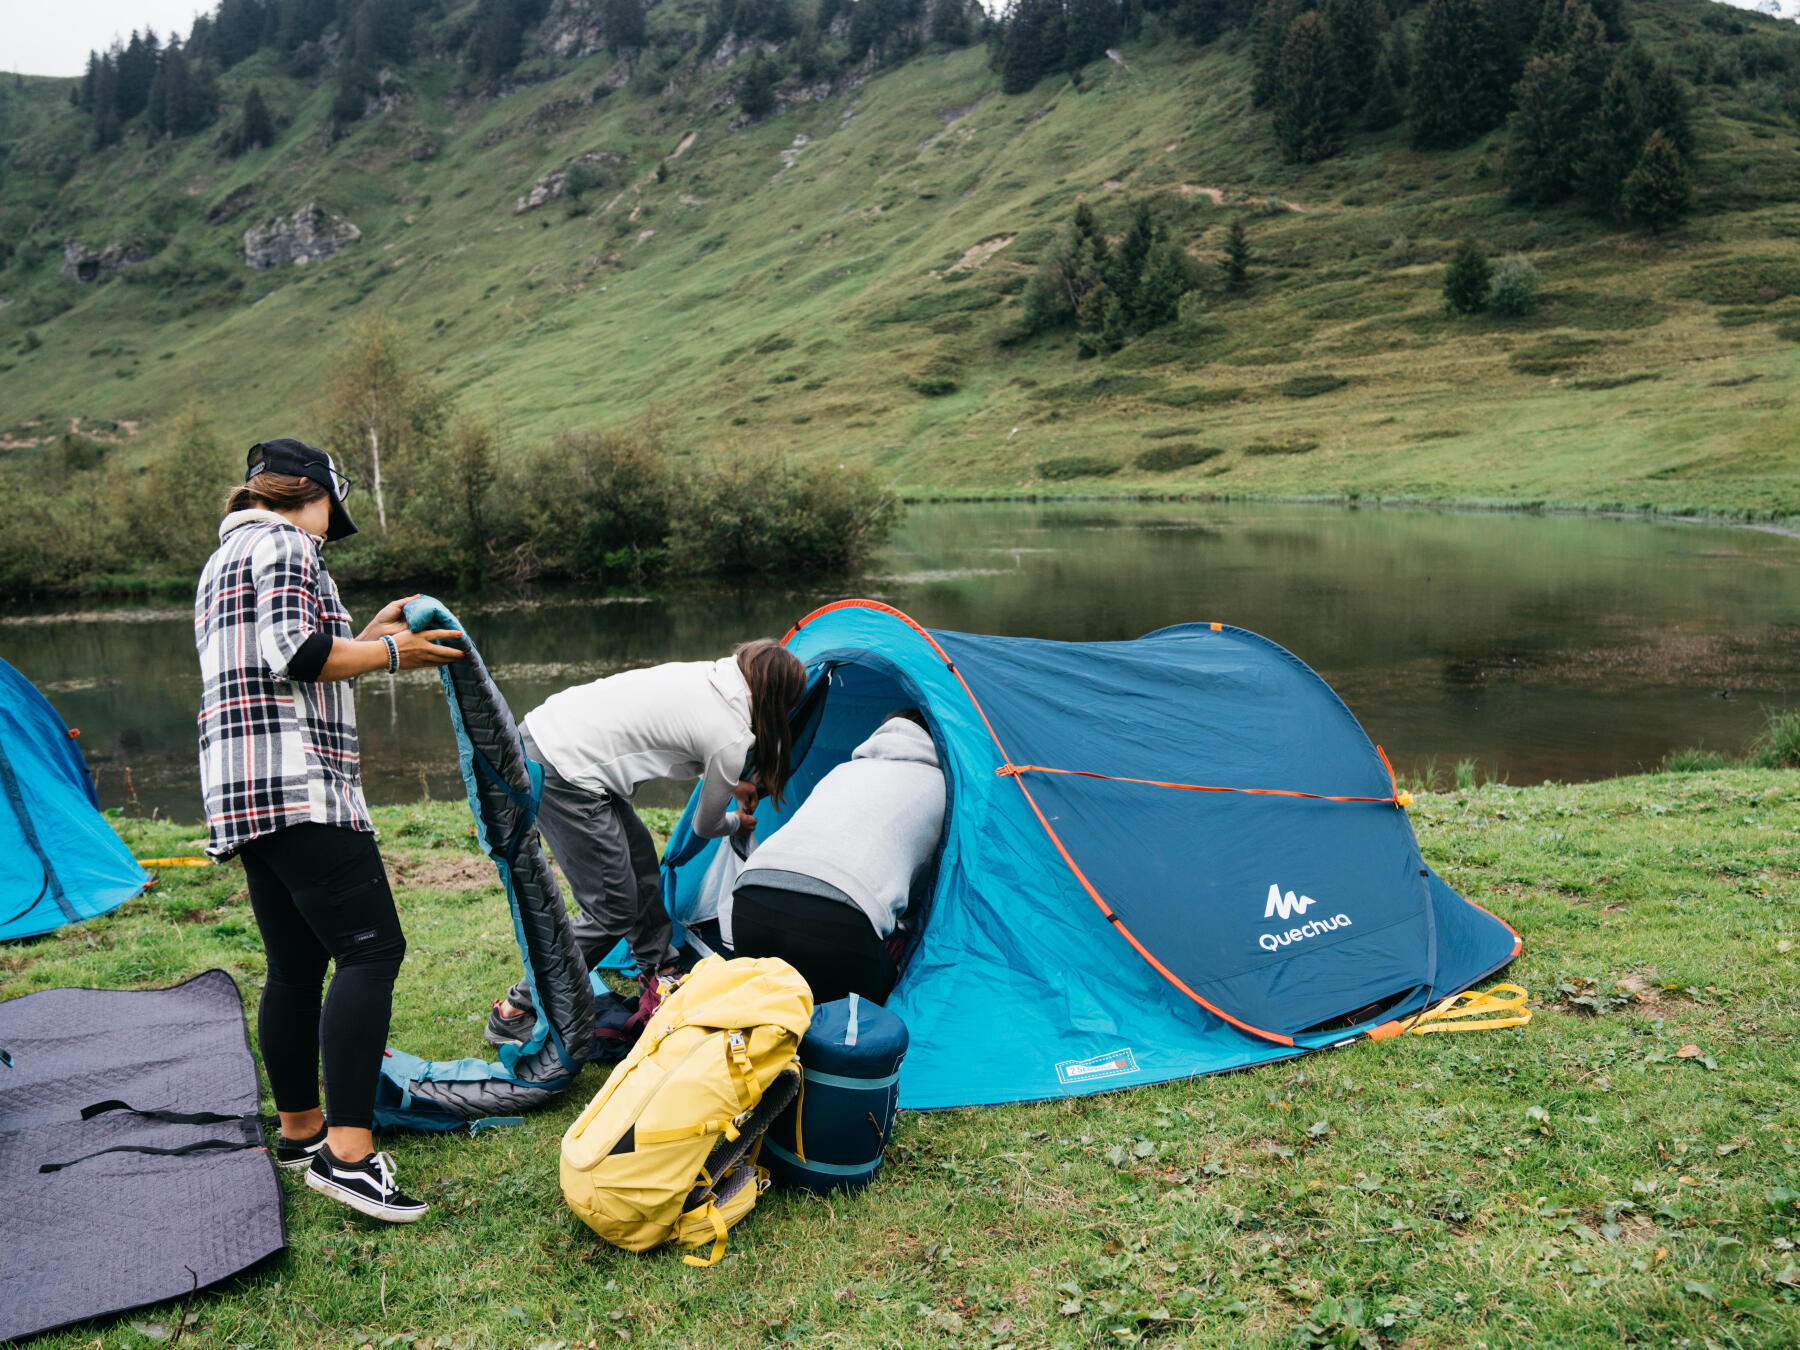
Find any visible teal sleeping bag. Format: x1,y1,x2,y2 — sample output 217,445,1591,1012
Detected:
764,995,907,1193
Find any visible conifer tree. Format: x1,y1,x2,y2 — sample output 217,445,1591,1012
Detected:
1274,9,1347,161
1385,23,1410,86
739,49,778,117
1324,0,1384,110
1442,238,1491,314
1251,0,1308,108
1107,200,1159,321
1065,0,1123,70
999,0,1066,94
1224,217,1251,288
1620,128,1691,230
605,0,648,53
1639,63,1693,160
1408,0,1506,149
238,85,275,150
1503,53,1581,201
1362,44,1405,128
1077,281,1119,357
1135,240,1193,331
1586,0,1626,41
932,0,972,45
1577,62,1642,217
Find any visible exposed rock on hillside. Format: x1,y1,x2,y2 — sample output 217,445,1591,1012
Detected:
242,205,362,269
61,240,149,283
516,152,627,212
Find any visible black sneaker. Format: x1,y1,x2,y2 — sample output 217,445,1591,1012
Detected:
273,1125,327,1171
484,998,534,1048
305,1146,429,1224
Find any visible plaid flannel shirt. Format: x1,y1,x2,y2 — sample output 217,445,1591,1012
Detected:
194,510,372,856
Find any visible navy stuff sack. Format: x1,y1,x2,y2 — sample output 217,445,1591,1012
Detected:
764,994,907,1194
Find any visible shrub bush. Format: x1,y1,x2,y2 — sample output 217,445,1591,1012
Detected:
1487,255,1542,317
1243,438,1319,456
1154,385,1245,408
1038,456,1122,480
667,450,902,574
1133,443,1223,471
909,376,958,396
1278,373,1347,398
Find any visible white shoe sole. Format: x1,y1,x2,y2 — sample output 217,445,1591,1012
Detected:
305,1167,429,1223
276,1150,321,1171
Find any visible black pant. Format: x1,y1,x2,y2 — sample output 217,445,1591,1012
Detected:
731,884,896,1005
239,823,407,1131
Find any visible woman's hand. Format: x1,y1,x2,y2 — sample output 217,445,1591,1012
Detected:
394,629,465,669
733,779,760,814
357,595,421,642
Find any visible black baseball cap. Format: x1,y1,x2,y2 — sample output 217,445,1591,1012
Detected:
246,438,358,542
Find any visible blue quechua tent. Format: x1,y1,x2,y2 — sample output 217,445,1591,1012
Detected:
661,601,1521,1111
0,657,148,940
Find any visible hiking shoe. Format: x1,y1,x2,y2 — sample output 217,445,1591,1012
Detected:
305,1146,429,1224
592,988,637,1062
483,998,534,1048
273,1125,327,1171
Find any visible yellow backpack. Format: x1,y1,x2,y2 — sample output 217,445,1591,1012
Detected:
560,956,814,1265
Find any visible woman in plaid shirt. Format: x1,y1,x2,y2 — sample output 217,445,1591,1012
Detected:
195,439,462,1223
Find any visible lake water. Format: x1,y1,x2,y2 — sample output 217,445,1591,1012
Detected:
4,501,1797,825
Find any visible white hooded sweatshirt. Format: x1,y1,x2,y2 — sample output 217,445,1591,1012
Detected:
736,717,946,937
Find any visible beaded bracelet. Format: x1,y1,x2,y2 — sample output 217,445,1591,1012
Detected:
381,634,399,674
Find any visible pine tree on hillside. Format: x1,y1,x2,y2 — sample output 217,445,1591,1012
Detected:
1107,199,1159,321
1556,0,1610,96
1363,43,1405,128
1251,0,1309,108
1442,238,1491,314
1586,0,1627,41
1065,0,1123,70
1224,217,1251,288
739,49,778,118
239,85,276,150
1407,0,1506,149
605,0,648,54
998,0,1066,94
472,0,526,78
1503,53,1581,201
1577,62,1642,217
1640,63,1694,160
1385,23,1410,85
1135,240,1193,331
1620,128,1691,230
1324,0,1384,110
1273,9,1348,162
931,0,973,46
1174,0,1254,44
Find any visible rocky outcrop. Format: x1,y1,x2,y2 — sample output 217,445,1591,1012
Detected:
515,151,627,212
242,204,361,270
61,240,149,283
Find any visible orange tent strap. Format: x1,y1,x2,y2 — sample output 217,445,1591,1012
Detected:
996,763,1404,806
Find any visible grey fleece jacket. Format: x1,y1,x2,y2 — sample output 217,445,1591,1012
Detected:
737,717,946,938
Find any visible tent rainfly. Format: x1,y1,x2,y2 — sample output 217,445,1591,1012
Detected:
658,601,1521,1110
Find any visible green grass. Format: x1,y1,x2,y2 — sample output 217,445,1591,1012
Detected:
5,770,1799,1348
0,0,1797,526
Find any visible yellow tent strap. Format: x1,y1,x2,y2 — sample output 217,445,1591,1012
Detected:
1367,984,1530,1040
137,857,212,867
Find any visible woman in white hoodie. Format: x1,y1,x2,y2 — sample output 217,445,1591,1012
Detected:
731,711,946,1004
484,639,807,1051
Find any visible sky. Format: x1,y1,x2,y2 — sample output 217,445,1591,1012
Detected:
4,0,1795,78
8,1,211,77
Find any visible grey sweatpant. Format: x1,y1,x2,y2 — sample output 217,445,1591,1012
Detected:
506,731,676,1012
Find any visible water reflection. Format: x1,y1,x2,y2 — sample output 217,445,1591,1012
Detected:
3,501,1796,823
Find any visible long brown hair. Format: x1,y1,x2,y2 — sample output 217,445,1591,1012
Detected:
735,638,807,807
223,472,327,517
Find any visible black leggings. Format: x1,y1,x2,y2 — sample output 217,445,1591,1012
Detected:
731,885,896,1005
239,823,406,1131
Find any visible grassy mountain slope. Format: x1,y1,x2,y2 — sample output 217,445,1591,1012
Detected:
2,0,1799,518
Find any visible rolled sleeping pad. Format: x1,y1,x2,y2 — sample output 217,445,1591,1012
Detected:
763,994,907,1193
